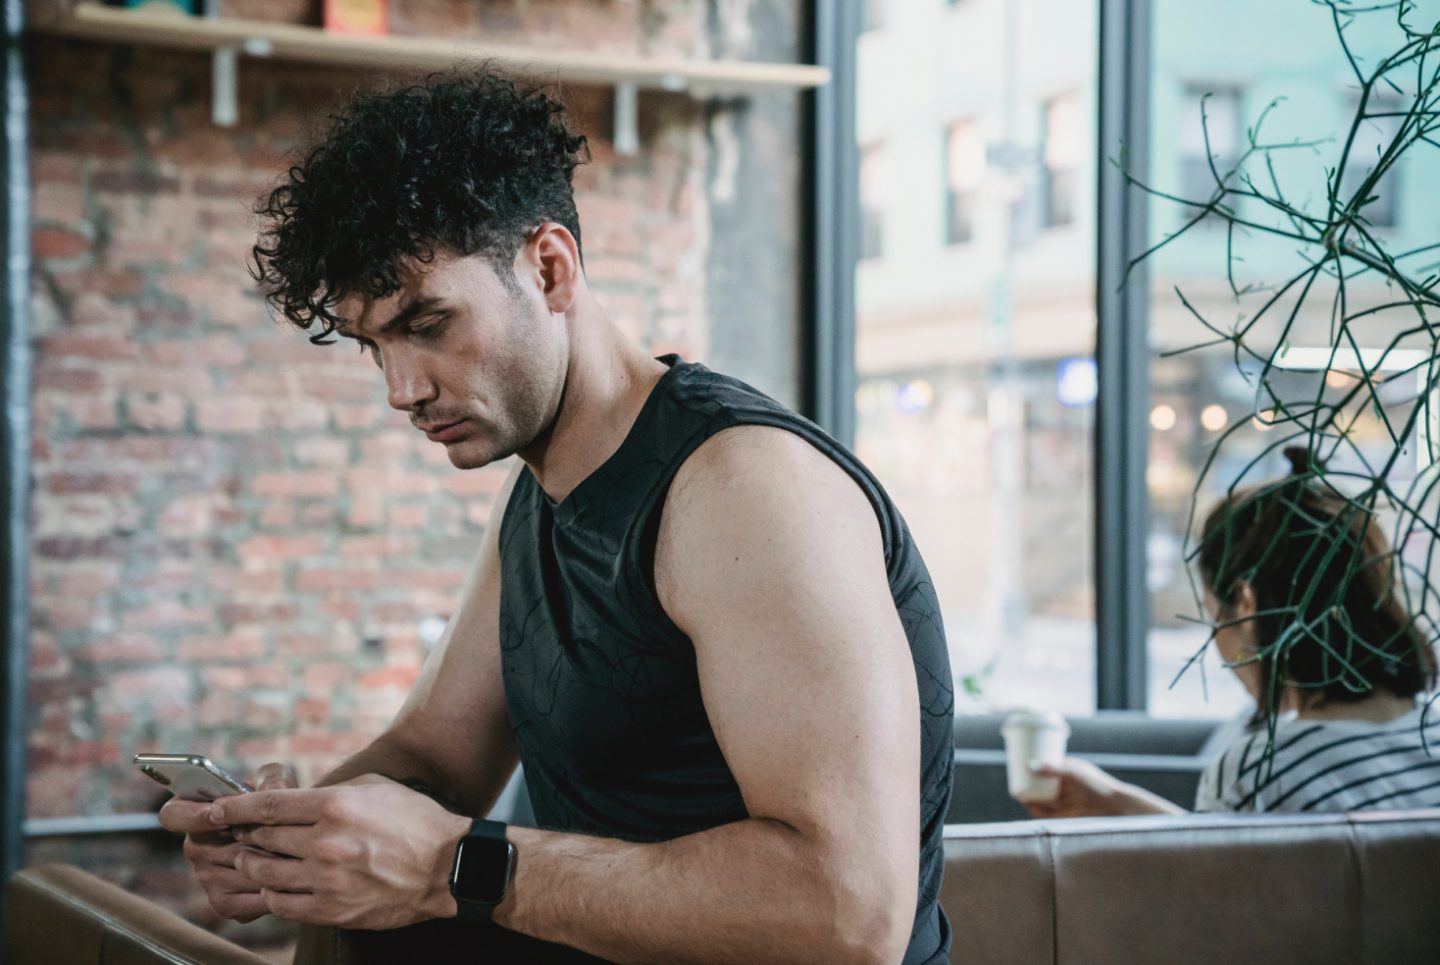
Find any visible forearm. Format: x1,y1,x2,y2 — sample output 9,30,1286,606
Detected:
317,732,449,790
1107,780,1186,816
491,819,904,965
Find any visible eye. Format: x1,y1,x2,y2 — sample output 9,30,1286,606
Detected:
355,339,381,367
409,315,446,340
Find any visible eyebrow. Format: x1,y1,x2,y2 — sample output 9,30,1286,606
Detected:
337,297,444,340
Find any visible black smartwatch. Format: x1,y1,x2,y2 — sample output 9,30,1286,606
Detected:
449,819,516,924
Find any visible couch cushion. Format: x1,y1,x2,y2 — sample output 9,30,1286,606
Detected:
941,810,1440,965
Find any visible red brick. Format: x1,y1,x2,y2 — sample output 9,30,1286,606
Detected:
44,332,141,362
318,598,362,621
175,629,266,661
344,468,435,496
33,227,91,259
218,601,299,624
295,697,329,724
387,503,427,529
33,181,85,222
346,491,385,528
295,567,379,592
146,338,247,368
252,471,339,498
35,366,103,392
90,170,181,195
301,662,353,690
195,398,264,433
48,268,145,301
263,402,330,431
206,567,285,595
333,404,386,430
73,634,166,664
125,393,188,431
43,472,138,495
258,499,294,528
276,632,356,656
121,600,211,632
294,438,350,467
358,666,417,690
336,534,416,558
439,468,508,497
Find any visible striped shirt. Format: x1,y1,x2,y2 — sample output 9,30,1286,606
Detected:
1194,704,1440,814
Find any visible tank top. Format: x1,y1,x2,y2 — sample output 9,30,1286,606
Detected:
498,356,954,964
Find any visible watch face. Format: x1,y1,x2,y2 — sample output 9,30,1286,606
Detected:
454,834,515,905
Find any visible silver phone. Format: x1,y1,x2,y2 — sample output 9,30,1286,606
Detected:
133,753,253,802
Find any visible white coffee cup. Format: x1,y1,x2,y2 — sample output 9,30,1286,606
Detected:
1001,710,1071,803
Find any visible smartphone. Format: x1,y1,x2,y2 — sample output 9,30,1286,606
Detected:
134,753,253,802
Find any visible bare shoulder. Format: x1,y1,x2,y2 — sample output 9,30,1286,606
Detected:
655,425,886,629
666,424,873,519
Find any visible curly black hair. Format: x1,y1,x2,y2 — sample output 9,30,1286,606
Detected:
250,69,590,342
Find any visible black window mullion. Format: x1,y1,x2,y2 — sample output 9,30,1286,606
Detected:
802,0,859,448
1095,0,1152,711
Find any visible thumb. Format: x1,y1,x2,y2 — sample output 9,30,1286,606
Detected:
253,762,299,791
1028,760,1066,778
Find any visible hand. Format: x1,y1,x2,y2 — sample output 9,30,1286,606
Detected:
1022,757,1166,818
217,774,473,929
158,762,297,922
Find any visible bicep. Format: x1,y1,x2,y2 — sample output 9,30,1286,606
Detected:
656,429,920,862
385,461,524,812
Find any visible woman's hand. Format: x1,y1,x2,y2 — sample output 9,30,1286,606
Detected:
1023,757,1185,818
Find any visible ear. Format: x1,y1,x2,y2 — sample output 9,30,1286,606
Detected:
519,223,583,315
1230,580,1258,620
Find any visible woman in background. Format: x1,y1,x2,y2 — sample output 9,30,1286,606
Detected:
1031,447,1438,817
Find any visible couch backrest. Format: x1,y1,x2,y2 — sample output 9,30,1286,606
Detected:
939,809,1440,965
3,863,270,965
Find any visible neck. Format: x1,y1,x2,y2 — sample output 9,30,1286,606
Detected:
1293,688,1416,724
519,293,668,503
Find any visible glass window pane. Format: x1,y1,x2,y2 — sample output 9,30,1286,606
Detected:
856,0,1099,715
1147,2,1434,718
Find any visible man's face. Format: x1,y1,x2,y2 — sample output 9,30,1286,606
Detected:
332,247,567,469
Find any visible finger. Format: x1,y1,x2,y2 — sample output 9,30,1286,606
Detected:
236,825,314,859
234,849,313,893
199,863,264,895
211,890,270,923
212,788,325,827
262,889,323,923
184,836,247,870
160,798,232,834
254,762,299,791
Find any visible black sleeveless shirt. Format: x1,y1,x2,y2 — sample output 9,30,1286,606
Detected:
498,357,954,964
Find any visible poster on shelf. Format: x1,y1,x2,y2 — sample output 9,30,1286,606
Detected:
324,0,389,36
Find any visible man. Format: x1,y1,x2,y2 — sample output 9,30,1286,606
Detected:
160,72,954,965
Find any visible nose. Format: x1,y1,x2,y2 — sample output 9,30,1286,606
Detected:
381,350,437,412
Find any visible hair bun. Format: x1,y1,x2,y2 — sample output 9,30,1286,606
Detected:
1283,445,1327,476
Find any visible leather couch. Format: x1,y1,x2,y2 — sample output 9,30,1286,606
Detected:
939,809,1440,965
3,862,271,964
7,809,1439,964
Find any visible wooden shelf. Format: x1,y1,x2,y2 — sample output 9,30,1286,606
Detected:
37,3,831,96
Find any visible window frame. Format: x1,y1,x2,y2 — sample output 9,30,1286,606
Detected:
809,0,1156,713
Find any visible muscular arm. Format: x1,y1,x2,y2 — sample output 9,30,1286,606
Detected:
318,460,524,814
492,427,920,964
226,430,921,963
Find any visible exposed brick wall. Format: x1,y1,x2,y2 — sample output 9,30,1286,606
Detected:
21,0,806,945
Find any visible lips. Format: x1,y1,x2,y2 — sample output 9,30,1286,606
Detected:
420,419,467,443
